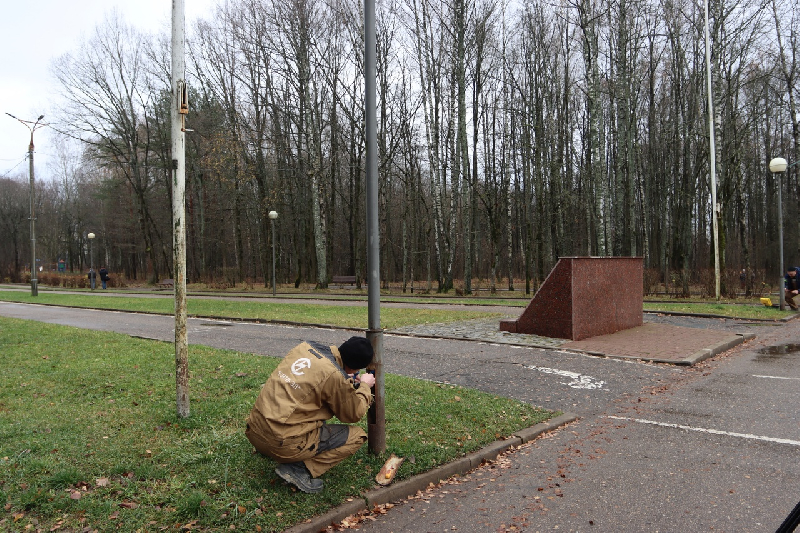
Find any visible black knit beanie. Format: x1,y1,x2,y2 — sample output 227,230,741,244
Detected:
339,336,374,370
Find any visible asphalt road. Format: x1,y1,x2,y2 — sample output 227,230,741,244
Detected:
2,300,799,532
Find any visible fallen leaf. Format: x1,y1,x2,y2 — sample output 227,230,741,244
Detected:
69,491,81,500
96,478,109,487
119,502,138,509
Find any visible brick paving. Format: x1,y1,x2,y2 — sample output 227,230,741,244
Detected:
561,322,751,364
389,315,756,365
389,317,570,349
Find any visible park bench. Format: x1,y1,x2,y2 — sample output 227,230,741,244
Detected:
157,279,174,289
332,275,357,286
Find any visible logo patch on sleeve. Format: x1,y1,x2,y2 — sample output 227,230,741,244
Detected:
291,358,312,376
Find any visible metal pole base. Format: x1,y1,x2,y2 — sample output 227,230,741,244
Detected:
367,329,385,454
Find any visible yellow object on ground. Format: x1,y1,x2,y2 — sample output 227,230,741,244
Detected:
375,454,404,485
760,297,772,307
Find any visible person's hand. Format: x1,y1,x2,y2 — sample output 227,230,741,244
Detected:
793,290,799,295
359,372,376,388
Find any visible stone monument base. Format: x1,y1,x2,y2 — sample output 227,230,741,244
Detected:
500,257,643,341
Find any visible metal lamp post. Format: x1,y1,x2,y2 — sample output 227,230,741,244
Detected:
365,0,385,454
88,232,96,290
770,157,788,310
269,211,278,296
6,113,45,296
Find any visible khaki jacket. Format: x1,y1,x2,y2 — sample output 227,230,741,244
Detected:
246,341,372,455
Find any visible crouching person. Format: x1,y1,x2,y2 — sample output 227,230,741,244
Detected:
246,337,376,493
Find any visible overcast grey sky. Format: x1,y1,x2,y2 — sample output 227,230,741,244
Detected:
0,0,217,180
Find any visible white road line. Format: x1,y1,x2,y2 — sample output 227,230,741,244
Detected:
607,416,800,446
522,364,606,390
752,375,800,381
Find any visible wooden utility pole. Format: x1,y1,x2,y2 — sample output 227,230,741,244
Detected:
704,0,721,300
172,0,189,418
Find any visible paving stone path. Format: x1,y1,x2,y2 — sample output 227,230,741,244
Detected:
388,316,570,349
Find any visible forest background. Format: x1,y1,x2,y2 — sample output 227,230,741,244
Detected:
0,0,797,298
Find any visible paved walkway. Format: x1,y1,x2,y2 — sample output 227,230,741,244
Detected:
562,322,752,364
390,315,758,365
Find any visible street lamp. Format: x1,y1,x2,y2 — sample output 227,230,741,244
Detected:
769,157,788,310
6,112,46,296
88,232,96,290
269,211,278,296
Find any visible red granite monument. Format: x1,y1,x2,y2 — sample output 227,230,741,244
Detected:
499,257,643,341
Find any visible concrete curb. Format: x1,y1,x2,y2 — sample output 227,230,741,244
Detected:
285,413,578,533
643,309,800,323
683,332,757,365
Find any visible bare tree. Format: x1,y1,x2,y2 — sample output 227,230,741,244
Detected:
52,12,169,282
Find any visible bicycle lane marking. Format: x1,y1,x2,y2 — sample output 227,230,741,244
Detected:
521,364,607,390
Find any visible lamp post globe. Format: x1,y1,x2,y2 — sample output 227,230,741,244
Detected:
88,233,96,290
769,158,787,310
769,157,788,174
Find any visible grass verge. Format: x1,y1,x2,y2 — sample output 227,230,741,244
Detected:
0,289,792,324
0,292,505,330
0,316,555,532
644,301,794,320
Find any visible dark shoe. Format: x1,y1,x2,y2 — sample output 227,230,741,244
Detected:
275,462,323,494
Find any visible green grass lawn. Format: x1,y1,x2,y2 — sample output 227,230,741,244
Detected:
643,301,794,320
0,287,792,324
0,291,506,330
0,316,555,532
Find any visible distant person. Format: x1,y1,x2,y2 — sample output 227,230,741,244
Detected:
99,266,109,289
785,267,800,310
245,337,375,494
87,268,96,290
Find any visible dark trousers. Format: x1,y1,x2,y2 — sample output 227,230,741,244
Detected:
246,422,367,478
786,290,799,309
